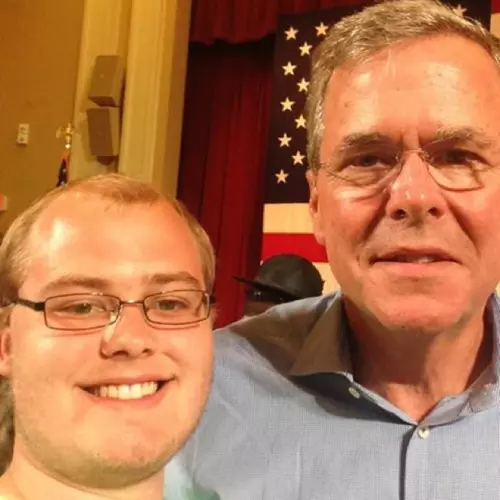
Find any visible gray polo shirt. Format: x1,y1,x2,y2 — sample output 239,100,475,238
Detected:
164,292,500,499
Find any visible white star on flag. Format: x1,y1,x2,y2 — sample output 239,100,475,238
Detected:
282,61,297,75
292,151,305,165
315,22,328,36
295,114,306,129
275,169,289,184
297,78,309,93
285,26,298,40
278,133,292,147
299,42,313,56
280,97,295,111
452,4,467,16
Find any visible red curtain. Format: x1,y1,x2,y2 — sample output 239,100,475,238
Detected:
179,0,372,326
180,0,499,326
190,0,367,43
178,39,273,326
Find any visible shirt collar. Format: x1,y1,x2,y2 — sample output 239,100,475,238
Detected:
488,294,500,381
289,292,351,376
289,293,500,389
467,294,500,412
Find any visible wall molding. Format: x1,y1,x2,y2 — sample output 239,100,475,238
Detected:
118,0,192,196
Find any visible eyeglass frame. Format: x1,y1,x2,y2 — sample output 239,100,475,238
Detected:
14,290,215,331
319,145,495,192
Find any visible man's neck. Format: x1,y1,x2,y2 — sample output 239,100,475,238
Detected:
347,307,493,423
0,453,165,500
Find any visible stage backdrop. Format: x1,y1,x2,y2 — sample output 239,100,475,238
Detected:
180,0,498,325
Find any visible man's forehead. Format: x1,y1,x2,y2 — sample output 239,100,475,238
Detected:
21,243,205,298
328,35,500,94
31,196,182,239
24,197,200,278
346,34,493,66
321,36,500,151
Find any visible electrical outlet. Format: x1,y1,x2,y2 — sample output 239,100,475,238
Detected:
17,123,30,145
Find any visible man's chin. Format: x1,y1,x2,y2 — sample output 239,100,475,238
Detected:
59,449,168,490
365,293,469,336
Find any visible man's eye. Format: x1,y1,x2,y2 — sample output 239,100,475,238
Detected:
434,149,477,166
155,299,189,311
59,302,103,315
350,154,392,168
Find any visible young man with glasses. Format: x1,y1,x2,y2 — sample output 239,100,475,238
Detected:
165,0,500,498
0,173,215,499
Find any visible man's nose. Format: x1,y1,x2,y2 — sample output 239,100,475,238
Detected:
385,151,447,222
99,304,157,359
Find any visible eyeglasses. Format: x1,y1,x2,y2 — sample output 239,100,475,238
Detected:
14,290,214,331
322,147,494,192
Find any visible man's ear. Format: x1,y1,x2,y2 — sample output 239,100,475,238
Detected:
0,326,13,378
306,170,325,246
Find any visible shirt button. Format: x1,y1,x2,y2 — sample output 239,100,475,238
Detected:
481,384,494,397
417,426,430,439
348,386,361,399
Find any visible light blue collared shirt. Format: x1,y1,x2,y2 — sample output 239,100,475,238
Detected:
165,292,500,500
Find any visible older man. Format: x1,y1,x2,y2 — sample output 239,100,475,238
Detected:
0,174,215,499
166,0,500,498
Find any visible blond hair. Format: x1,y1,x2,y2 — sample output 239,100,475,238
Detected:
0,173,215,312
0,173,216,471
306,0,500,171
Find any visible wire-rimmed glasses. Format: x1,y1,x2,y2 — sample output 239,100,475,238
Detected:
15,290,214,331
321,146,493,192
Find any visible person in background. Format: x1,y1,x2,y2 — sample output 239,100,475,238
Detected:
165,0,500,498
0,173,215,500
235,254,324,317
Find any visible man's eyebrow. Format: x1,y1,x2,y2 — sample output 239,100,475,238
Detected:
337,132,393,152
335,127,496,153
39,275,111,296
39,272,203,296
433,127,495,148
142,272,203,289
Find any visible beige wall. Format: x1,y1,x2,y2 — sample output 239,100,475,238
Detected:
0,0,84,234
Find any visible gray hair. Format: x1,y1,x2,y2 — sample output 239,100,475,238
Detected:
306,0,500,171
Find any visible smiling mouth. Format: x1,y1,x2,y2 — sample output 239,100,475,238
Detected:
82,381,167,400
378,255,450,264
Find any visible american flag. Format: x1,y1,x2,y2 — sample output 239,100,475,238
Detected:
263,0,492,293
56,148,70,187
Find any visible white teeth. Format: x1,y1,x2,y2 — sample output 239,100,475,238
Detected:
412,256,436,263
130,384,142,399
93,382,159,400
394,255,438,263
118,385,131,399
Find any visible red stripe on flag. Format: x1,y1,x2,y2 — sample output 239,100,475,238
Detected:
493,0,500,13
261,233,328,262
